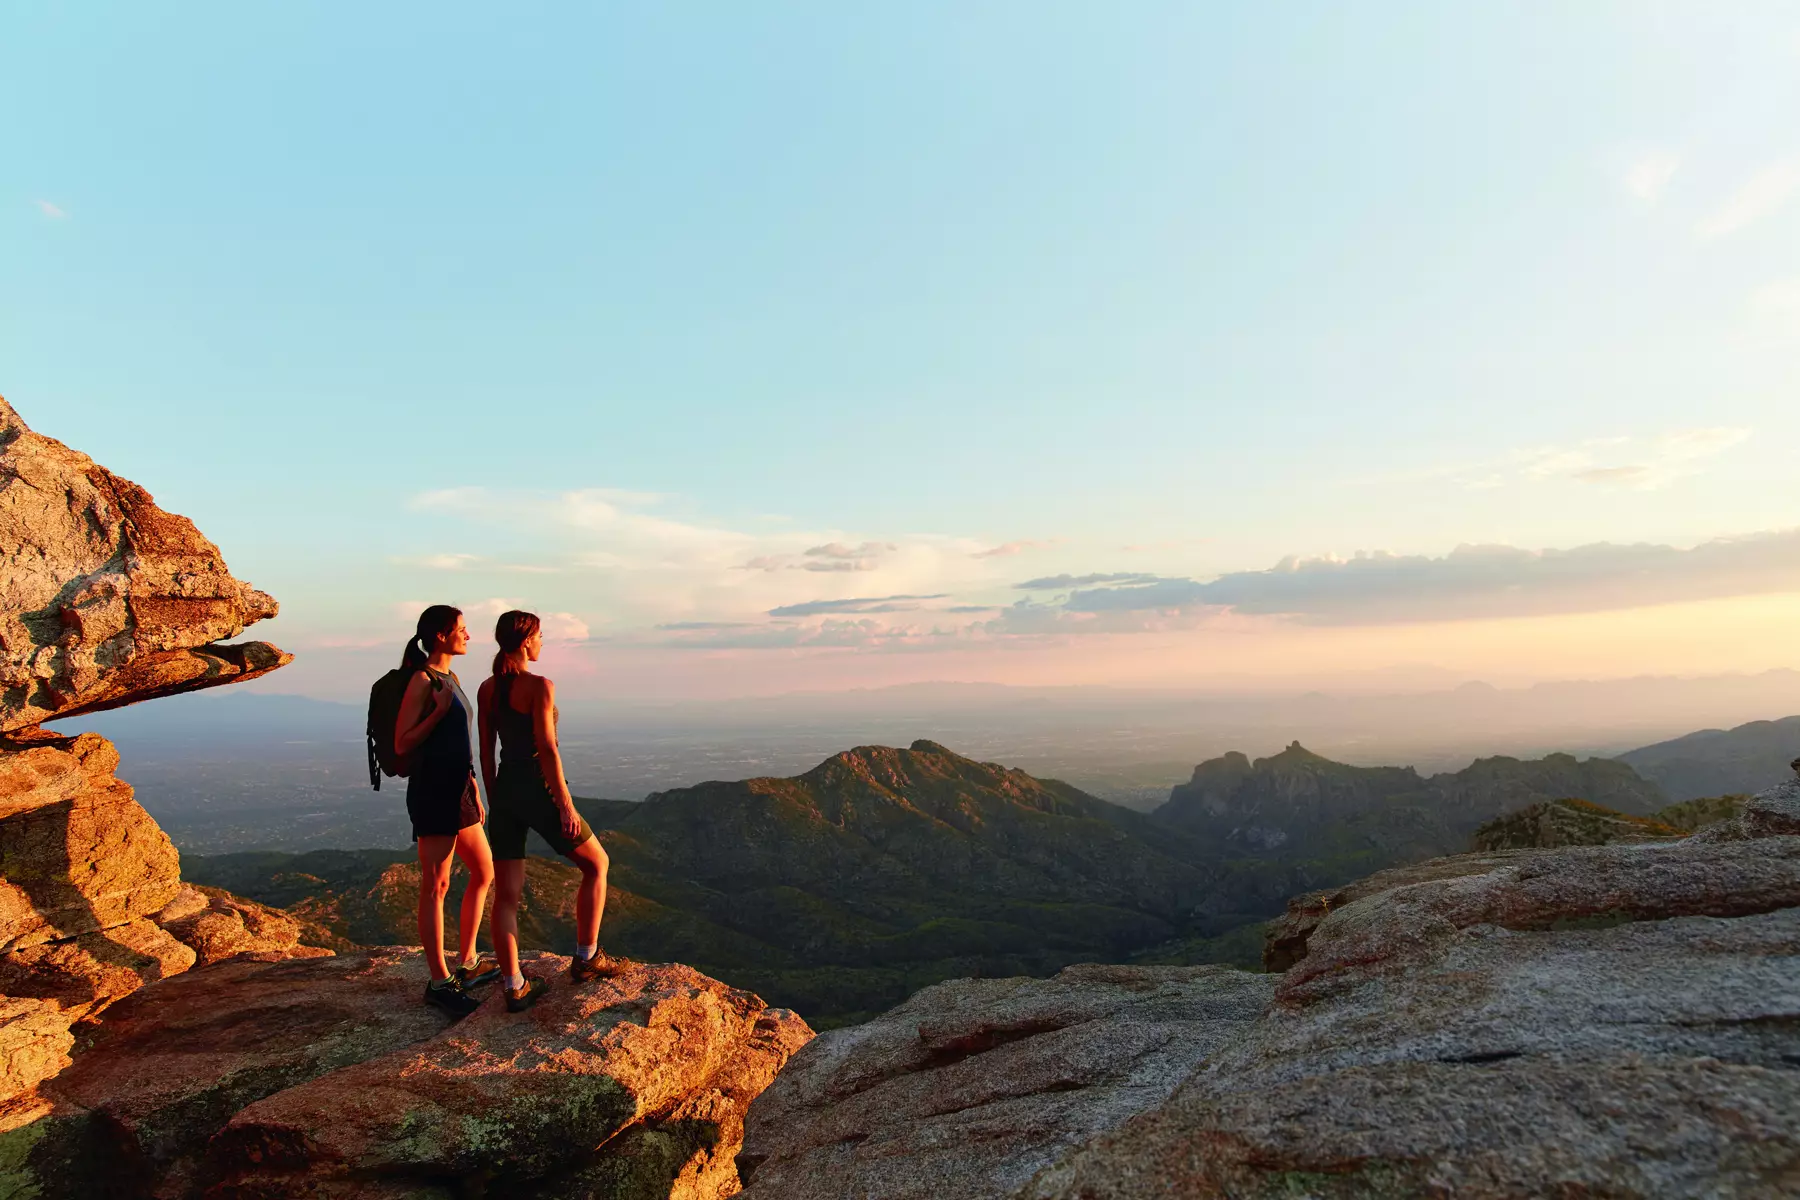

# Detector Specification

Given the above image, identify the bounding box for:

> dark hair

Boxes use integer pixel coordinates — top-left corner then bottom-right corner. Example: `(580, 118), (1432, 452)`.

(402, 605), (463, 671)
(492, 610), (541, 677)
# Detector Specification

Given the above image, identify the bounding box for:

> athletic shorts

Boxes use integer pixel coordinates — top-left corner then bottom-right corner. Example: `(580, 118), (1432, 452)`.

(407, 770), (483, 840)
(489, 761), (595, 860)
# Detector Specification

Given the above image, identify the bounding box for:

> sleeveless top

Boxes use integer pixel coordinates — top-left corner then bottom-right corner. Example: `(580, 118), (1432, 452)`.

(493, 674), (557, 771)
(410, 670), (487, 807)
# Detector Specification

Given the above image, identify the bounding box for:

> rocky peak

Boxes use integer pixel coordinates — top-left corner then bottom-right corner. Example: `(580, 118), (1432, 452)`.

(0, 397), (289, 731)
(0, 397), (301, 1131)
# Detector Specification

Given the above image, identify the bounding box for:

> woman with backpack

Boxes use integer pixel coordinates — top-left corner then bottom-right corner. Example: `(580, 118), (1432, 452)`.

(393, 604), (499, 1017)
(478, 609), (618, 1013)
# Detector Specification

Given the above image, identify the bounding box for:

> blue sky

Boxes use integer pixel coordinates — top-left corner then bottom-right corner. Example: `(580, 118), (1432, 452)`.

(6, 3), (1799, 699)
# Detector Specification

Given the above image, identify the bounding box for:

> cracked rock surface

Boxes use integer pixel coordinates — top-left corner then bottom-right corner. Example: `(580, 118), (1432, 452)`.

(737, 964), (1275, 1200)
(5, 950), (812, 1199)
(1025, 784), (1800, 1200)
(0, 396), (287, 732)
(743, 783), (1800, 1200)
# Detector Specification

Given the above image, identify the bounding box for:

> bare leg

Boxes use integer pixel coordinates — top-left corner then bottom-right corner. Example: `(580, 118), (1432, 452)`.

(416, 835), (457, 981)
(566, 836), (608, 950)
(493, 859), (526, 981)
(453, 824), (494, 963)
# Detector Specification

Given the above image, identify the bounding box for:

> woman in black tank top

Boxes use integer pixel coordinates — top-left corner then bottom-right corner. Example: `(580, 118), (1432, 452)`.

(393, 606), (498, 1018)
(477, 610), (619, 1012)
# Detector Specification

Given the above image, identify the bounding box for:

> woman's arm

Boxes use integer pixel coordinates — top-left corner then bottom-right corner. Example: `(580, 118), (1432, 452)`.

(395, 670), (453, 756)
(476, 678), (498, 801)
(531, 678), (582, 839)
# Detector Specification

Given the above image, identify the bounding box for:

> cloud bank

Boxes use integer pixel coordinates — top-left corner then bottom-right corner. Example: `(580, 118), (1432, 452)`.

(1034, 530), (1800, 626)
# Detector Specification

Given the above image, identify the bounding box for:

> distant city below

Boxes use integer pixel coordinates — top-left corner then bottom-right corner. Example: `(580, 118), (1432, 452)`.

(50, 672), (1800, 855)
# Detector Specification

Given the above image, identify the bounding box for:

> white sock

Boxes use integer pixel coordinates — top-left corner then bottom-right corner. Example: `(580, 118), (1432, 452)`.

(576, 943), (598, 960)
(461, 951), (479, 970)
(506, 973), (525, 991)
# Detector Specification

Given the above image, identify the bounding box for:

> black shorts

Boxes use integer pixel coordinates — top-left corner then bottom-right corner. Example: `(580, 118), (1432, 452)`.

(407, 770), (483, 840)
(488, 762), (594, 860)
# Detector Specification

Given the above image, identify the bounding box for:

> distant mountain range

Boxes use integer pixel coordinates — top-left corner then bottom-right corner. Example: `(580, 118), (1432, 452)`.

(186, 737), (1705, 1026)
(1614, 715), (1800, 801)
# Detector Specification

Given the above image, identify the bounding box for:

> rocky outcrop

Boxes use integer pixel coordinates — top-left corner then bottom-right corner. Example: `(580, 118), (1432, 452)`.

(0, 728), (183, 953)
(736, 964), (1274, 1200)
(1024, 791), (1800, 1198)
(156, 884), (318, 966)
(1259, 848), (1532, 974)
(0, 397), (289, 731)
(1470, 795), (1684, 850)
(740, 777), (1800, 1199)
(3, 950), (813, 1199)
(0, 396), (299, 1127)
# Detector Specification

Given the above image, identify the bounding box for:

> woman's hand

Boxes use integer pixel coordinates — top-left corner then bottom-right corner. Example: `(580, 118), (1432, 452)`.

(558, 798), (582, 840)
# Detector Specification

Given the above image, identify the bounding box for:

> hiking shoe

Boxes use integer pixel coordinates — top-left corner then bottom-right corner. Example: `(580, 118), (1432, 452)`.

(423, 978), (481, 1019)
(569, 951), (625, 983)
(505, 977), (549, 1013)
(454, 957), (501, 989)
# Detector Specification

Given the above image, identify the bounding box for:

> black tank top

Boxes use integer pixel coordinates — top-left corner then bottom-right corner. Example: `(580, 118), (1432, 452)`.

(412, 671), (473, 784)
(494, 675), (555, 769)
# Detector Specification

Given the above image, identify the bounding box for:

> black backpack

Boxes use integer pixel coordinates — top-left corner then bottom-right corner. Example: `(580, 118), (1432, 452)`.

(366, 668), (436, 789)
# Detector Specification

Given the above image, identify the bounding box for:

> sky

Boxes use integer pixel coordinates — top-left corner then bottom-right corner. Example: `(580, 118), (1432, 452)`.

(6, 2), (1800, 702)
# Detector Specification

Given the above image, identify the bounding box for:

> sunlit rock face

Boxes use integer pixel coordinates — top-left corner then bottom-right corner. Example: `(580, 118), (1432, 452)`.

(0, 396), (288, 732)
(0, 396), (299, 1130)
(5, 952), (812, 1199)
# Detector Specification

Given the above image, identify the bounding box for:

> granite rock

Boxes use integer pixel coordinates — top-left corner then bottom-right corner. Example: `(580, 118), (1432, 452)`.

(1027, 829), (1800, 1197)
(1, 951), (812, 1199)
(0, 729), (182, 953)
(156, 885), (309, 966)
(737, 964), (1275, 1200)
(0, 396), (287, 731)
(213, 955), (813, 1198)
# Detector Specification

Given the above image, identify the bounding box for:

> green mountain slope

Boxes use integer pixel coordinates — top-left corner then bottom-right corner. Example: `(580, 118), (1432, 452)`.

(1470, 798), (1683, 851)
(1152, 742), (1667, 891)
(190, 741), (1223, 1026)
(1617, 715), (1800, 800)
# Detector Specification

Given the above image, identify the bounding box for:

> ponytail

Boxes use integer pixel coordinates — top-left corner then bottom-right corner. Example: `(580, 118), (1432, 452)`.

(492, 610), (541, 676)
(402, 605), (463, 671)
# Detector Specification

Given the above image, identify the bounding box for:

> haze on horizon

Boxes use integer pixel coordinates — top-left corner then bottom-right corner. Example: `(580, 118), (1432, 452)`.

(7, 3), (1800, 705)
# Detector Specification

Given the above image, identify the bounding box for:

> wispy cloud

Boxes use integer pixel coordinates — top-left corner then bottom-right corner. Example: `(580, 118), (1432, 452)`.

(35, 200), (67, 219)
(1034, 530), (1800, 626)
(1696, 157), (1800, 239)
(1378, 428), (1749, 492)
(768, 593), (950, 618)
(1015, 572), (1165, 590)
(972, 540), (1053, 559)
(806, 541), (896, 559)
(1619, 148), (1680, 203)
(457, 597), (590, 639)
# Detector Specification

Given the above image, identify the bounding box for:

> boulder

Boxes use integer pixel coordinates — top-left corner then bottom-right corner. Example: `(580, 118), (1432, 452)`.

(7, 947), (456, 1198)
(2, 950), (812, 1199)
(1025, 838), (1800, 1197)
(1691, 777), (1800, 842)
(1261, 849), (1530, 973)
(736, 964), (1274, 1200)
(0, 918), (195, 1021)
(0, 998), (73, 1130)
(0, 396), (288, 731)
(156, 885), (309, 966)
(0, 729), (182, 952)
(212, 955), (813, 1198)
